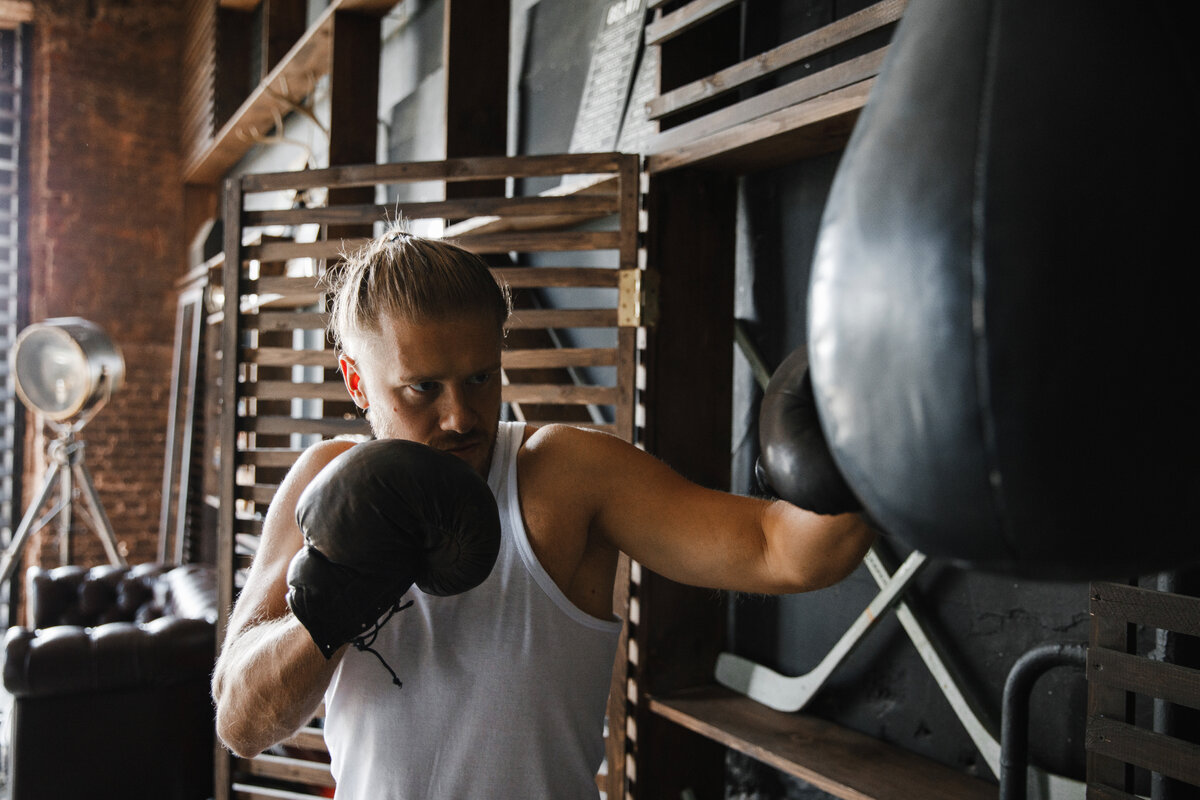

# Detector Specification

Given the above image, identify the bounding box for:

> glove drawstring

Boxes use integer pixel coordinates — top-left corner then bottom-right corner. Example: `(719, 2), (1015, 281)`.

(351, 597), (414, 688)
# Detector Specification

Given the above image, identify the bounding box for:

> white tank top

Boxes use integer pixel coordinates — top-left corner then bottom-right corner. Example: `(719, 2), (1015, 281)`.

(322, 421), (623, 799)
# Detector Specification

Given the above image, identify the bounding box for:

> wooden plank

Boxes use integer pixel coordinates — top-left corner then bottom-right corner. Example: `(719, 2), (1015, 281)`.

(1085, 716), (1200, 786)
(233, 784), (327, 800)
(501, 384), (619, 406)
(1091, 582), (1200, 637)
(0, 1), (34, 25)
(248, 238), (360, 262)
(1088, 645), (1200, 711)
(216, 180), (247, 800)
(245, 194), (619, 227)
(1083, 783), (1142, 800)
(281, 725), (328, 753)
(447, 229), (622, 254)
(506, 308), (618, 329)
(616, 326), (638, 442)
(652, 48), (887, 155)
(235, 518), (264, 537)
(502, 348), (618, 369)
(239, 754), (335, 788)
(442, 175), (621, 237)
(648, 0), (905, 120)
(240, 152), (626, 193)
(244, 347), (338, 368)
(247, 275), (322, 295)
(491, 266), (620, 288)
(239, 415), (370, 436)
(239, 448), (306, 468)
(236, 483), (279, 505)
(644, 0), (743, 46)
(244, 380), (349, 401)
(245, 310), (328, 332)
(647, 78), (872, 174)
(650, 686), (996, 800)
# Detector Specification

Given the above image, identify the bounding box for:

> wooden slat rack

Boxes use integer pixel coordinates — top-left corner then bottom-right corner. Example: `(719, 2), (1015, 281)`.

(218, 151), (645, 800)
(644, 0), (905, 173)
(1087, 581), (1200, 796)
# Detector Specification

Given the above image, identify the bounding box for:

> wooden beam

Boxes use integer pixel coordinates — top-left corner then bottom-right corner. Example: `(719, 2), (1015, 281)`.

(0, 1), (33, 26)
(239, 152), (626, 192)
(263, 0), (308, 77)
(444, 0), (509, 201)
(645, 0), (743, 46)
(636, 166), (736, 799)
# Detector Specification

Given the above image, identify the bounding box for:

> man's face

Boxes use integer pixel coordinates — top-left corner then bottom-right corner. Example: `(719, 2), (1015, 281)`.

(339, 313), (504, 477)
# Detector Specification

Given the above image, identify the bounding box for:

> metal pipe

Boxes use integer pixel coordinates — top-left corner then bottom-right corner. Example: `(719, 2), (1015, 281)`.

(999, 642), (1087, 800)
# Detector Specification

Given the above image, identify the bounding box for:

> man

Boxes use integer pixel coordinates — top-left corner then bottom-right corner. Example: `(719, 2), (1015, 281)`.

(212, 229), (874, 798)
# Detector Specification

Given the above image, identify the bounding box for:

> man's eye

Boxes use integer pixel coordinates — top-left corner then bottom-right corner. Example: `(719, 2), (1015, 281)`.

(410, 381), (438, 394)
(467, 372), (493, 386)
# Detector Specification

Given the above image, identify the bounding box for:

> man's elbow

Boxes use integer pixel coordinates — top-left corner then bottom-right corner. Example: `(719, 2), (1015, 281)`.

(785, 513), (876, 593)
(819, 513), (876, 587)
(214, 703), (272, 760)
(212, 670), (273, 759)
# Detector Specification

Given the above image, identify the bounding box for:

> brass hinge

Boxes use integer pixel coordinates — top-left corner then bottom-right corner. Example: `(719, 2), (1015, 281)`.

(618, 269), (659, 327)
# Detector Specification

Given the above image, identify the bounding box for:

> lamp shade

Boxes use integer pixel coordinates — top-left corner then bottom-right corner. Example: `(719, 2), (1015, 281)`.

(11, 318), (124, 423)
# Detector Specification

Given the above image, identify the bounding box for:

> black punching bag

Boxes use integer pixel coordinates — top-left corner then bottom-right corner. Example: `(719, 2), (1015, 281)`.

(807, 0), (1199, 578)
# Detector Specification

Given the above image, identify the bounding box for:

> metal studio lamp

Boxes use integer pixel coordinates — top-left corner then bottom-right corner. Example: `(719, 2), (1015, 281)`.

(0, 318), (128, 585)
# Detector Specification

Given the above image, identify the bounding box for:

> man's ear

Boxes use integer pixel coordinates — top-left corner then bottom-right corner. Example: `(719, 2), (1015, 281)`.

(338, 353), (368, 410)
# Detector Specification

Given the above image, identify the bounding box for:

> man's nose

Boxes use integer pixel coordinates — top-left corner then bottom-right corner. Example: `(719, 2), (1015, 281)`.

(439, 387), (477, 433)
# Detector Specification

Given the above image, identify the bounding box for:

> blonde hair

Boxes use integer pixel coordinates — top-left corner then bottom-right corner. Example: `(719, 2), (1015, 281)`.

(324, 227), (511, 356)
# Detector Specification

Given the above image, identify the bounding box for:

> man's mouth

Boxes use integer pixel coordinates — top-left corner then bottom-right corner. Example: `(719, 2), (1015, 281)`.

(437, 438), (481, 455)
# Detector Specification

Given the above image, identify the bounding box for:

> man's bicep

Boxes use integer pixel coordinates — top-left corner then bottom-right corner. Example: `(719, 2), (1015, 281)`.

(588, 438), (771, 591)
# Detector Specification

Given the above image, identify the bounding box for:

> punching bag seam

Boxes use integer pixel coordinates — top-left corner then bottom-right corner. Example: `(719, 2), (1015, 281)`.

(969, 0), (1013, 558)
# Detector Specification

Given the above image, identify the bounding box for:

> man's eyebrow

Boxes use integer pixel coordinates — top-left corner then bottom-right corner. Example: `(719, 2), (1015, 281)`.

(397, 361), (502, 384)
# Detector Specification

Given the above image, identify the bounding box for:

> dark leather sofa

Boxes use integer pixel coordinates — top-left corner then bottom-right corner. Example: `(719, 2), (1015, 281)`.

(2, 562), (218, 800)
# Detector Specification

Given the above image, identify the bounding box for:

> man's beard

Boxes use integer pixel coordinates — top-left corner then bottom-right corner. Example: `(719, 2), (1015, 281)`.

(367, 414), (497, 478)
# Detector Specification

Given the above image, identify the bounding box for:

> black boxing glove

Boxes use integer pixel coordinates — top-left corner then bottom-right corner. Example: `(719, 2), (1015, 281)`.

(758, 347), (861, 515)
(286, 439), (502, 661)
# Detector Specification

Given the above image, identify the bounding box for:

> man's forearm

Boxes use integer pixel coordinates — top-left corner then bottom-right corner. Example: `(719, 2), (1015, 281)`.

(213, 613), (344, 758)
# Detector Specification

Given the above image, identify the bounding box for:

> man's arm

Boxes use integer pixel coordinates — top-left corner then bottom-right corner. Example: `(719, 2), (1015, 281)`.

(531, 425), (873, 595)
(211, 439), (354, 759)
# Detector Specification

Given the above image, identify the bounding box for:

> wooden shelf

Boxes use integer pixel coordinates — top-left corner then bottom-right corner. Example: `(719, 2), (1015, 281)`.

(184, 0), (396, 184)
(648, 685), (996, 800)
(646, 78), (872, 174)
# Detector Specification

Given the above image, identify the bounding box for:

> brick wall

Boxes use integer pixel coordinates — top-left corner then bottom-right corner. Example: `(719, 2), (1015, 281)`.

(22, 0), (185, 570)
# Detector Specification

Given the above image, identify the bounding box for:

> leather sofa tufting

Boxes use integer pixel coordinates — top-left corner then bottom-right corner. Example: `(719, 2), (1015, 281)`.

(2, 562), (218, 800)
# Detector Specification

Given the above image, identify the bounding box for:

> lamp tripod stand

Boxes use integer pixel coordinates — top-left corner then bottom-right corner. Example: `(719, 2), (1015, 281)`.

(0, 421), (127, 587)
(2, 317), (128, 590)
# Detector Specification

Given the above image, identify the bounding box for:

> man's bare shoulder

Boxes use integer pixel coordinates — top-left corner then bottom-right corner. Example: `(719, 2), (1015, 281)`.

(519, 423), (638, 489)
(290, 437), (359, 481)
(522, 422), (629, 457)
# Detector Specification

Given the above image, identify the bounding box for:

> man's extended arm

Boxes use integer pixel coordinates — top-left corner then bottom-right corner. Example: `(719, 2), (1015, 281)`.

(527, 425), (874, 595)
